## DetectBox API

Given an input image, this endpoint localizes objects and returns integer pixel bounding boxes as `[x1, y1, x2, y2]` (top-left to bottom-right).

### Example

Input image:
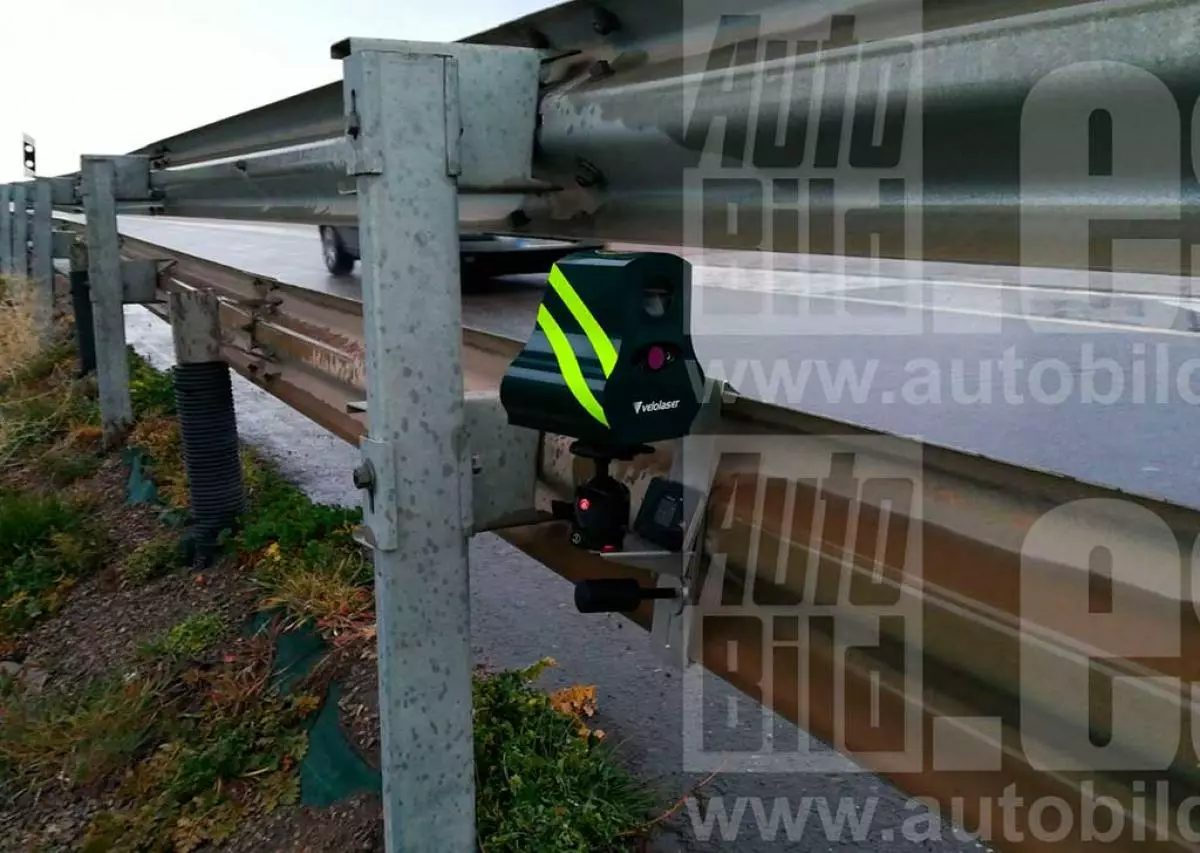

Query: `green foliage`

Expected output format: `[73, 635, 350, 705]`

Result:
[127, 347, 177, 420]
[139, 612, 226, 661]
[0, 377, 100, 469]
[235, 456, 361, 553]
[121, 534, 182, 587]
[474, 661, 652, 852]
[38, 446, 102, 487]
[0, 490, 107, 635]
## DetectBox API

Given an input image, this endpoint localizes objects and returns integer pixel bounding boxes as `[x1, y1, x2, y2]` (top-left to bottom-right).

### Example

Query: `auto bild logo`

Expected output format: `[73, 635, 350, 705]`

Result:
[634, 399, 681, 414]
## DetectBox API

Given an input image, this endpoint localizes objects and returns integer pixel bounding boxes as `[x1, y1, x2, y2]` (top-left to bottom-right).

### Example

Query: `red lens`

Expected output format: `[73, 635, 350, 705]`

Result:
[647, 345, 666, 370]
[578, 498, 591, 511]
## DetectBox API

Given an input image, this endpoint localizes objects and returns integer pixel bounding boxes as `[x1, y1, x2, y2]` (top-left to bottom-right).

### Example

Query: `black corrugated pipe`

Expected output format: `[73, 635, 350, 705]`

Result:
[67, 242, 95, 376]
[168, 291, 246, 567]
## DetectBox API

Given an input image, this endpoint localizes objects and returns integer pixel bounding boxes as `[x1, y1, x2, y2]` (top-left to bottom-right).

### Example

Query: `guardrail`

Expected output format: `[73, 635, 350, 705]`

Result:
[3, 2, 1200, 851]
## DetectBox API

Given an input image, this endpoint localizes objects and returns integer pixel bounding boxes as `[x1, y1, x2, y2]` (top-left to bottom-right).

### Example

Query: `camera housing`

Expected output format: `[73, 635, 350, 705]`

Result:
[499, 250, 702, 451]
[500, 249, 706, 555]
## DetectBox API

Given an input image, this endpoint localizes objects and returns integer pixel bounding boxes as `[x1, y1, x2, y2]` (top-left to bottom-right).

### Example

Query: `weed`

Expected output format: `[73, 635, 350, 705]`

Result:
[121, 533, 182, 587]
[38, 446, 102, 487]
[0, 277, 44, 387]
[129, 417, 189, 509]
[474, 659, 652, 852]
[79, 636, 319, 852]
[0, 491, 107, 635]
[0, 377, 99, 470]
[0, 674, 161, 797]
[256, 541, 373, 642]
[238, 452, 370, 643]
[127, 348, 177, 420]
[236, 463, 361, 553]
[140, 612, 226, 661]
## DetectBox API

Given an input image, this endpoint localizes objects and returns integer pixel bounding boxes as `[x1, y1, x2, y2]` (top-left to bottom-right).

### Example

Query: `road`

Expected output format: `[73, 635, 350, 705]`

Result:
[110, 214, 1200, 511]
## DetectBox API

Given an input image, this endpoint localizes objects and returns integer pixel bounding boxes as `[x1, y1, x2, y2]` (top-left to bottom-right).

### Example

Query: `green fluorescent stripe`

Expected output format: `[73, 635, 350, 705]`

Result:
[548, 264, 618, 377]
[537, 304, 609, 428]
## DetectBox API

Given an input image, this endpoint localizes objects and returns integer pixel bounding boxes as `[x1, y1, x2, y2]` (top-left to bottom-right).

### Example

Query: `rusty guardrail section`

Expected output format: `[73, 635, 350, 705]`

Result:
[104, 230, 1200, 852]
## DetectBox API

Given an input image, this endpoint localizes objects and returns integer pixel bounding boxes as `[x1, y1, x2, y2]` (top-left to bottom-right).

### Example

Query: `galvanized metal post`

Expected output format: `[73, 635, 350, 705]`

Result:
[0, 184, 11, 276]
[11, 183, 28, 279]
[31, 180, 53, 340]
[81, 156, 133, 444]
[339, 41, 475, 852]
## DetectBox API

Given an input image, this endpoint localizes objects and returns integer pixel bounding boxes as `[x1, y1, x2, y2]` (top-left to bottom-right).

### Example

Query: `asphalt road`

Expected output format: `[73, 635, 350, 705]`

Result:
[124, 294, 986, 851]
[109, 214, 1200, 511]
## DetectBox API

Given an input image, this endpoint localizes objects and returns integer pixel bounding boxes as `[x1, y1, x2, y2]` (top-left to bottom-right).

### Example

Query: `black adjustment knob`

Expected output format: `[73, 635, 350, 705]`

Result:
[574, 578, 677, 614]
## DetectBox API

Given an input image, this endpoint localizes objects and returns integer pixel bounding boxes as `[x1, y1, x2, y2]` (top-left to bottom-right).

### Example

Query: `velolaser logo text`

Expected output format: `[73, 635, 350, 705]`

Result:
[633, 400, 680, 414]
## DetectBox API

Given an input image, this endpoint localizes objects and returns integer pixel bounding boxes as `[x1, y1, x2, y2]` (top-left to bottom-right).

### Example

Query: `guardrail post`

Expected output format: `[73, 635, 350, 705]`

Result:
[31, 180, 53, 341]
[168, 288, 245, 565]
[12, 183, 28, 280]
[0, 184, 11, 276]
[81, 156, 134, 445]
[339, 41, 476, 852]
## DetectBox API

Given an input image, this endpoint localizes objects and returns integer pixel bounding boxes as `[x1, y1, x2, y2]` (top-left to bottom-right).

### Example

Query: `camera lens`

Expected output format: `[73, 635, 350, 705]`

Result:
[643, 279, 671, 318]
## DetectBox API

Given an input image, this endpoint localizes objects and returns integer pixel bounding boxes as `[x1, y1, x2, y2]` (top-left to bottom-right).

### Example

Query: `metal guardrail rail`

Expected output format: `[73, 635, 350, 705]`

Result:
[2, 1, 1198, 849]
[45, 0, 1200, 272]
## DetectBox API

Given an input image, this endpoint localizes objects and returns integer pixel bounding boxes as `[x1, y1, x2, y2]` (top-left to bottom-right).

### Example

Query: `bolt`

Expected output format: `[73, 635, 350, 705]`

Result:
[353, 461, 375, 491]
[593, 7, 619, 35]
[587, 60, 612, 81]
[575, 159, 604, 189]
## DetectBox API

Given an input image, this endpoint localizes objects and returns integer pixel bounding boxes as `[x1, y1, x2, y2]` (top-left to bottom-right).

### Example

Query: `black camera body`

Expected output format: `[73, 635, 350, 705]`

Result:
[500, 249, 705, 553]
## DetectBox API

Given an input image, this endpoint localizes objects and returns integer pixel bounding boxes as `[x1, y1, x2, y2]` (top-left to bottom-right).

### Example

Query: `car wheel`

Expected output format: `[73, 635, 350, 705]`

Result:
[320, 226, 355, 276]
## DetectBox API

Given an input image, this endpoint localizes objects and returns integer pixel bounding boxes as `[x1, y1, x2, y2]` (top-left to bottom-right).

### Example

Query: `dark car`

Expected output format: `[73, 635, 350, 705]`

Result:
[318, 225, 602, 284]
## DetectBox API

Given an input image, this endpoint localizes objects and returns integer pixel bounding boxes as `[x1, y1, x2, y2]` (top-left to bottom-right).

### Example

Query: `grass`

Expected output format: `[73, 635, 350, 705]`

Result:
[0, 297, 108, 637]
[0, 280, 99, 478]
[0, 276, 45, 388]
[0, 674, 161, 795]
[3, 629, 320, 853]
[475, 659, 653, 852]
[0, 306, 655, 850]
[138, 611, 226, 661]
[121, 533, 183, 587]
[0, 490, 107, 636]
